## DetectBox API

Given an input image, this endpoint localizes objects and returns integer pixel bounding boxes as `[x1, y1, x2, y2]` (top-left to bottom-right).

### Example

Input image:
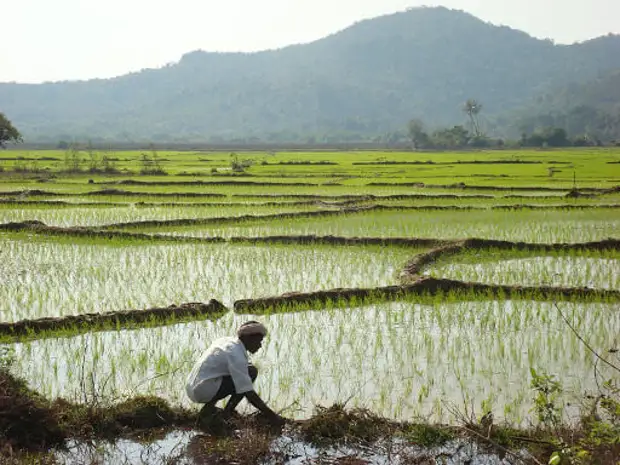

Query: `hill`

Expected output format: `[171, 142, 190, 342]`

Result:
[1, 6, 620, 143]
[496, 70, 620, 141]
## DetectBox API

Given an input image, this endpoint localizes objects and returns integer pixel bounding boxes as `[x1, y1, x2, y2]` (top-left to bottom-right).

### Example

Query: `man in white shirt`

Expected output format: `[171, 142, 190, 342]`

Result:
[186, 321, 286, 426]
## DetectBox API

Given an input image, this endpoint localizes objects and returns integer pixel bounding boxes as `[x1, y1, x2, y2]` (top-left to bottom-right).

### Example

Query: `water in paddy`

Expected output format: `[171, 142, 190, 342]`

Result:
[0, 236, 418, 320]
[7, 300, 618, 426]
[139, 208, 620, 243]
[428, 256, 620, 289]
[53, 429, 532, 464]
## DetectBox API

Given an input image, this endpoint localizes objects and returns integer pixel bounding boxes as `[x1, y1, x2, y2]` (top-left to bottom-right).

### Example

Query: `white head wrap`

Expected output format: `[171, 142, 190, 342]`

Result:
[237, 321, 267, 338]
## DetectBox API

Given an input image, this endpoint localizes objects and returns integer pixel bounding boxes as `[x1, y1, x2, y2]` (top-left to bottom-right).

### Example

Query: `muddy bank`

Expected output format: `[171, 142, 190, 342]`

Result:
[87, 188, 227, 198]
[100, 180, 321, 186]
[0, 199, 125, 207]
[0, 370, 65, 452]
[367, 182, 620, 194]
[353, 160, 545, 165]
[0, 379, 554, 465]
[0, 300, 226, 338]
[0, 189, 228, 198]
[2, 221, 617, 253]
[229, 235, 445, 247]
[3, 221, 437, 246]
[402, 238, 620, 278]
[490, 203, 620, 210]
[233, 193, 497, 200]
[5, 190, 616, 203]
[95, 207, 351, 230]
[234, 277, 620, 313]
[95, 203, 620, 230]
[0, 198, 352, 208]
[0, 220, 228, 243]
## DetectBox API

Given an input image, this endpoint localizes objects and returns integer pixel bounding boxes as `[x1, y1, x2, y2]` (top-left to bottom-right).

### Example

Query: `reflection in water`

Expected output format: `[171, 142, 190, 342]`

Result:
[55, 430, 534, 465]
[55, 430, 197, 465]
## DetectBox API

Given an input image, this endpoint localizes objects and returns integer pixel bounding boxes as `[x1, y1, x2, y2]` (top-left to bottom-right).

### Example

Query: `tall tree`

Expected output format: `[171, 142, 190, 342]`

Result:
[0, 113, 22, 148]
[463, 99, 483, 137]
[407, 119, 429, 149]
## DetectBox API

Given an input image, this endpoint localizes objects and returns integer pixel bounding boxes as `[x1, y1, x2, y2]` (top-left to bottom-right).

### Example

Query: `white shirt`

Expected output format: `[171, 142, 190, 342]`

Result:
[185, 336, 254, 403]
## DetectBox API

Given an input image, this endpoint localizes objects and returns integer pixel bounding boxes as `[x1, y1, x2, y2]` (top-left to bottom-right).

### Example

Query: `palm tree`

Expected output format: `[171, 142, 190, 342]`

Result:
[463, 99, 483, 137]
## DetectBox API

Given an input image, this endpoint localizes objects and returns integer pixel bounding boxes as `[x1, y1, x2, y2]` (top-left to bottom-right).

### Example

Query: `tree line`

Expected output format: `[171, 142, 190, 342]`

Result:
[406, 99, 618, 150]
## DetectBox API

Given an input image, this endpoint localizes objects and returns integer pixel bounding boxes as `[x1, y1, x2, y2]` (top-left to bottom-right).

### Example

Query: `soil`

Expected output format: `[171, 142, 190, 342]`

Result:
[0, 300, 226, 338]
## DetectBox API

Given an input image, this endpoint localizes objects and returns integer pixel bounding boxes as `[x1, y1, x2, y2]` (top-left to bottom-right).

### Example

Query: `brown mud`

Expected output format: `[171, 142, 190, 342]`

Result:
[353, 160, 547, 165]
[2, 221, 617, 252]
[229, 235, 444, 247]
[0, 377, 558, 465]
[0, 189, 227, 198]
[234, 277, 620, 313]
[101, 180, 320, 186]
[0, 300, 226, 338]
[0, 199, 125, 207]
[91, 203, 620, 230]
[233, 193, 497, 200]
[95, 208, 353, 230]
[367, 183, 620, 193]
[0, 220, 229, 243]
[0, 370, 65, 452]
[0, 199, 342, 208]
[4, 189, 617, 202]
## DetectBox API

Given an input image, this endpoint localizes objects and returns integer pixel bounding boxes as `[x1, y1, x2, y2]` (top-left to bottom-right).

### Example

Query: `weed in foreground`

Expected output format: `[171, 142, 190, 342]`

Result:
[298, 404, 396, 446]
[0, 368, 65, 451]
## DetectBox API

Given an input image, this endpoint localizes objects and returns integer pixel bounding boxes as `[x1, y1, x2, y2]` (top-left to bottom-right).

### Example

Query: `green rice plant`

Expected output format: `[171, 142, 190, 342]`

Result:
[426, 247, 620, 290]
[0, 233, 423, 321]
[135, 208, 620, 243]
[3, 299, 616, 426]
[0, 203, 323, 227]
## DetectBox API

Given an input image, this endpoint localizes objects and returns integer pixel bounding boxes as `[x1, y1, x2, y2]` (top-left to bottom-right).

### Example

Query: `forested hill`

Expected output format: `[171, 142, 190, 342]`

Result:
[504, 70, 620, 140]
[2, 6, 620, 143]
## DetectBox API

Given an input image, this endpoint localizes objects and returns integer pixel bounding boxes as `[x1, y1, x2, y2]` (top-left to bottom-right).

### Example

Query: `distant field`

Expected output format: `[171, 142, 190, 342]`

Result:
[0, 147, 618, 426]
[1, 147, 619, 187]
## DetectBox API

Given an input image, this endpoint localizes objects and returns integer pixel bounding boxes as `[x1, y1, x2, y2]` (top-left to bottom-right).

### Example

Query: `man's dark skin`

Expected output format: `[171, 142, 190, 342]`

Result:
[200, 333, 286, 427]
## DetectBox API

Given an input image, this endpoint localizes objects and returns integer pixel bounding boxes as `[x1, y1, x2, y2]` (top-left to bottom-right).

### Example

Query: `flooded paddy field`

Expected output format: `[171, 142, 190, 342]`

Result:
[1, 148, 618, 464]
[0, 203, 328, 227]
[126, 208, 620, 243]
[0, 233, 419, 320]
[6, 299, 617, 425]
[425, 249, 620, 289]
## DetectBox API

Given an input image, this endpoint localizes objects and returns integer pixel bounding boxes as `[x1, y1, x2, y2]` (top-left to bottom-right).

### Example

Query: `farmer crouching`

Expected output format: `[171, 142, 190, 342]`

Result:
[185, 321, 286, 427]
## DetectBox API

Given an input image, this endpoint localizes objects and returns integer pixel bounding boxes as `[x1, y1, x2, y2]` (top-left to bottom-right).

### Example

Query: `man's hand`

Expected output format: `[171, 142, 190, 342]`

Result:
[244, 391, 288, 427]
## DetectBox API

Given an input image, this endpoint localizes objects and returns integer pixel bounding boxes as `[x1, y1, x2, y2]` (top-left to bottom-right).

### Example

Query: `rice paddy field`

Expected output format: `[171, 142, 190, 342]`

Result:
[0, 147, 619, 428]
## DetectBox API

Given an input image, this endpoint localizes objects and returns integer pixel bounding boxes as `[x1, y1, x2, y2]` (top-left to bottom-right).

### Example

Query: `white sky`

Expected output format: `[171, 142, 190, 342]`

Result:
[1, 0, 619, 83]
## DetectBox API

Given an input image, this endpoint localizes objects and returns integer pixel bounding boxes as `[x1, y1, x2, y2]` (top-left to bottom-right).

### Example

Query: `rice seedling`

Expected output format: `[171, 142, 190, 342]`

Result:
[3, 298, 617, 426]
[132, 208, 620, 243]
[426, 248, 620, 289]
[0, 203, 324, 227]
[0, 232, 422, 321]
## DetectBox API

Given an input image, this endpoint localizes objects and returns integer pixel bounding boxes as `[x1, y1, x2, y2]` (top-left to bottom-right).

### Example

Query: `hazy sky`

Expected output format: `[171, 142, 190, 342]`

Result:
[2, 0, 618, 84]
